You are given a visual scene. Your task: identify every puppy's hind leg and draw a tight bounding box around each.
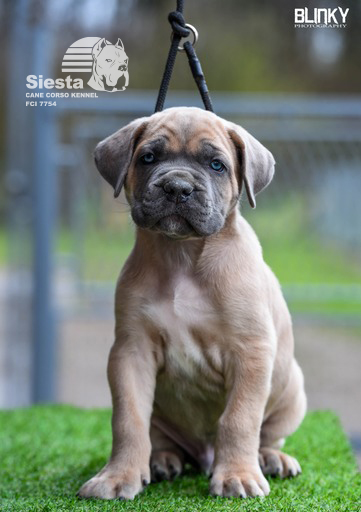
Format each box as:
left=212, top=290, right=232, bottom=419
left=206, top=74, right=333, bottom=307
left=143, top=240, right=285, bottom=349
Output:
left=150, top=424, right=185, bottom=482
left=259, top=359, right=307, bottom=479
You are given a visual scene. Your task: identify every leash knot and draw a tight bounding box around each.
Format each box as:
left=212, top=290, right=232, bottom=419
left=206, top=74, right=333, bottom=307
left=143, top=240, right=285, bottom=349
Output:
left=155, top=1, right=214, bottom=113
left=168, top=11, right=190, bottom=37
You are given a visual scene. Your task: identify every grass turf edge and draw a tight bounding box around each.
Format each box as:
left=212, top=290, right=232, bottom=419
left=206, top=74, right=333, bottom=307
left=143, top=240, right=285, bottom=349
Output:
left=0, top=406, right=360, bottom=511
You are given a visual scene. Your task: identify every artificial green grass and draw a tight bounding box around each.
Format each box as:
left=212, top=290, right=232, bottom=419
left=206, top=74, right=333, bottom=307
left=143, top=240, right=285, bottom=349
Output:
left=0, top=407, right=360, bottom=511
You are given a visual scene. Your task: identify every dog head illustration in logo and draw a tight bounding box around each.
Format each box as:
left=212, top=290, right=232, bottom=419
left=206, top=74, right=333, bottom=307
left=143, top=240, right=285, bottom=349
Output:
left=88, top=38, right=129, bottom=92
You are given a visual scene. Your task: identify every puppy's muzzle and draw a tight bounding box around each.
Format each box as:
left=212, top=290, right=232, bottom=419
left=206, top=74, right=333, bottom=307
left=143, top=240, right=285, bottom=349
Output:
left=163, top=178, right=194, bottom=204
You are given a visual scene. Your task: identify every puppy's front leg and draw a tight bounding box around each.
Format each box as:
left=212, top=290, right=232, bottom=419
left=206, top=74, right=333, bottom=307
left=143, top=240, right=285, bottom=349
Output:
left=210, top=339, right=274, bottom=498
left=78, top=338, right=156, bottom=500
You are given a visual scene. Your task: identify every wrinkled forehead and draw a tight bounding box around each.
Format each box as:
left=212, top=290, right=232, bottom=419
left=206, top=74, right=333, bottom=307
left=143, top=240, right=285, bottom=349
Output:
left=140, top=110, right=233, bottom=156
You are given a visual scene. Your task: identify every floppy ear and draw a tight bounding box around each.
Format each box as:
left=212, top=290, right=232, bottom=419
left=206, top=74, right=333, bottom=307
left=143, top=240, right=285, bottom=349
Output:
left=94, top=118, right=148, bottom=198
left=92, top=38, right=107, bottom=59
left=115, top=38, right=124, bottom=50
left=228, top=123, right=275, bottom=208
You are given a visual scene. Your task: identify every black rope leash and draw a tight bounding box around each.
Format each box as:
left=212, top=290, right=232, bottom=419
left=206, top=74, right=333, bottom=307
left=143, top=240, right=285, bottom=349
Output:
left=154, top=0, right=214, bottom=113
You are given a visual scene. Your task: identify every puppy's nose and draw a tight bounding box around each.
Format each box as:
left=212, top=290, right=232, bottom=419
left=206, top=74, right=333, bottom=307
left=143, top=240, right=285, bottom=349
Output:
left=163, top=179, right=194, bottom=203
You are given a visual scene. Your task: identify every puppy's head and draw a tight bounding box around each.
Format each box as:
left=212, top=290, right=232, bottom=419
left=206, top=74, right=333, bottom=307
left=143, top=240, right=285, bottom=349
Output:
left=94, top=107, right=275, bottom=239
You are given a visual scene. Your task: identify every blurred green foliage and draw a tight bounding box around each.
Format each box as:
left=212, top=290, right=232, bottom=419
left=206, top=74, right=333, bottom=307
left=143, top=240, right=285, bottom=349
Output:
left=26, top=0, right=360, bottom=94
left=53, top=195, right=361, bottom=315
left=0, top=229, right=6, bottom=265
left=90, top=0, right=361, bottom=94
left=247, top=196, right=361, bottom=285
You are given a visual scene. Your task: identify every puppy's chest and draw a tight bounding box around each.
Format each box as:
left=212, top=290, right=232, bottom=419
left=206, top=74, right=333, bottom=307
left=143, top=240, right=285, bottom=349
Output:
left=142, top=276, right=223, bottom=384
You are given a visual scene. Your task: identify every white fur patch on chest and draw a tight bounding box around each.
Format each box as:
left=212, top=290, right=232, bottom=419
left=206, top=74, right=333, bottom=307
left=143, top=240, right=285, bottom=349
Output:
left=143, top=276, right=216, bottom=378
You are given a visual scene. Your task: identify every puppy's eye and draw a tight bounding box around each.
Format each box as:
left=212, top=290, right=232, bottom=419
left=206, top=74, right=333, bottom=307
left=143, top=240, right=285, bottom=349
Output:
left=105, top=59, right=112, bottom=62
left=210, top=159, right=225, bottom=172
left=141, top=153, right=155, bottom=164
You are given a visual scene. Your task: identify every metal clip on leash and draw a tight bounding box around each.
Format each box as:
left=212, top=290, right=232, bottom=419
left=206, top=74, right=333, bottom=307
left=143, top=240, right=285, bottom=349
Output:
left=154, top=0, right=214, bottom=113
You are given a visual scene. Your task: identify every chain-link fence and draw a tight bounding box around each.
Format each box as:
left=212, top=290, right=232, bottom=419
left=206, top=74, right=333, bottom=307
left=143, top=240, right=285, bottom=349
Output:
left=53, top=93, right=361, bottom=309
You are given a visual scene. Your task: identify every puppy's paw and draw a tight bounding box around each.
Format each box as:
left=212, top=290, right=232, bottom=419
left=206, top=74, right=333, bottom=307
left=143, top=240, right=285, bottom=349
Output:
left=210, top=464, right=270, bottom=498
left=77, top=464, right=150, bottom=500
left=259, top=447, right=301, bottom=478
left=151, top=450, right=183, bottom=482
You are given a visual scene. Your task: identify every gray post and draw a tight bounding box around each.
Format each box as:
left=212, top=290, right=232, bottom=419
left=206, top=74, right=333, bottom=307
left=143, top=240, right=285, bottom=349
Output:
left=31, top=11, right=57, bottom=403
left=3, top=0, right=33, bottom=407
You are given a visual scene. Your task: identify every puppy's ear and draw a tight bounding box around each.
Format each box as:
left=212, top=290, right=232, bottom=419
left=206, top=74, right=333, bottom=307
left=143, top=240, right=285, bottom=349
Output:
left=94, top=118, right=148, bottom=198
left=115, top=38, right=124, bottom=50
left=228, top=123, right=275, bottom=208
left=93, top=38, right=107, bottom=59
